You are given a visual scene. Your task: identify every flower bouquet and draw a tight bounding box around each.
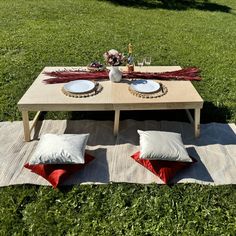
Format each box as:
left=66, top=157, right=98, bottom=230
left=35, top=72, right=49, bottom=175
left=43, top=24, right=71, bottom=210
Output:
left=103, top=49, right=126, bottom=82
left=103, top=49, right=126, bottom=66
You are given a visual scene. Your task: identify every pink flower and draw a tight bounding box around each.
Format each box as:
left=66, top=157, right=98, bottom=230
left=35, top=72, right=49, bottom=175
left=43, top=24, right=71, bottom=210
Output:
left=103, top=49, right=126, bottom=66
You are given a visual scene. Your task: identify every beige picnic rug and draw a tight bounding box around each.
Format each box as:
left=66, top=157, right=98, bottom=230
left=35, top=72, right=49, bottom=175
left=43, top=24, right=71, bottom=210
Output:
left=0, top=119, right=236, bottom=186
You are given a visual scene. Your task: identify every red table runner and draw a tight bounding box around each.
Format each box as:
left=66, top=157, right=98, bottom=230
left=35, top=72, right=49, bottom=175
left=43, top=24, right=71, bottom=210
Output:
left=43, top=67, right=202, bottom=84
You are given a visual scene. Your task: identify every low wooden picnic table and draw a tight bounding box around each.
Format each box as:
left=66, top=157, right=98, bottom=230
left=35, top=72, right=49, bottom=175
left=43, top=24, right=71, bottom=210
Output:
left=17, top=66, right=203, bottom=141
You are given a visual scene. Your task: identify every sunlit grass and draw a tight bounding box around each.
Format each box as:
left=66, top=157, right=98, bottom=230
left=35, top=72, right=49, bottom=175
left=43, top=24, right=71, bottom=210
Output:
left=0, top=0, right=235, bottom=122
left=0, top=0, right=236, bottom=234
left=0, top=184, right=236, bottom=235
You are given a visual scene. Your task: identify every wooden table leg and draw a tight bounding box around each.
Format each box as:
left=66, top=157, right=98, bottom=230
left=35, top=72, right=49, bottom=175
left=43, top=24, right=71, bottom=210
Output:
left=22, top=111, right=30, bottom=142
left=185, top=109, right=194, bottom=124
left=30, top=111, right=41, bottom=134
left=114, top=109, right=120, bottom=135
left=194, top=108, right=201, bottom=138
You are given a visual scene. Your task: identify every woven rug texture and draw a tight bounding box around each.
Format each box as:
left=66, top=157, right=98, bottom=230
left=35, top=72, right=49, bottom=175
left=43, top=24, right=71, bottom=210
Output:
left=0, top=119, right=235, bottom=186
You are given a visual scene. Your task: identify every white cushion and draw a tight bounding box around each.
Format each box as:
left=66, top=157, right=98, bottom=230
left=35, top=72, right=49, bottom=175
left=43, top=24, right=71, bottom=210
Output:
left=29, top=133, right=89, bottom=165
left=138, top=130, right=192, bottom=162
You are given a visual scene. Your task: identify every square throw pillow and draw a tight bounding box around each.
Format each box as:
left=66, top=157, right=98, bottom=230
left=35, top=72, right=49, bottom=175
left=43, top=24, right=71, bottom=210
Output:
left=29, top=133, right=90, bottom=165
left=138, top=130, right=192, bottom=162
left=24, top=153, right=94, bottom=188
left=131, top=151, right=196, bottom=184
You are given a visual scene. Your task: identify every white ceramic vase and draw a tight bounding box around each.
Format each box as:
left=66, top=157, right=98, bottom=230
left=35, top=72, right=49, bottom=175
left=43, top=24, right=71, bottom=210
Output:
left=109, top=66, right=122, bottom=82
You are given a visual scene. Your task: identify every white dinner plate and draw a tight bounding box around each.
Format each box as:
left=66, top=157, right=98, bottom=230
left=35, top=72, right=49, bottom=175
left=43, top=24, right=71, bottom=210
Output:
left=130, top=80, right=161, bottom=93
left=63, top=80, right=95, bottom=94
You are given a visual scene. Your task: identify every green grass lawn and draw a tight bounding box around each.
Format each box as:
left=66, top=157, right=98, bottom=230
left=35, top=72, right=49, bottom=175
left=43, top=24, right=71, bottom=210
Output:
left=1, top=184, right=236, bottom=235
left=0, top=0, right=236, bottom=234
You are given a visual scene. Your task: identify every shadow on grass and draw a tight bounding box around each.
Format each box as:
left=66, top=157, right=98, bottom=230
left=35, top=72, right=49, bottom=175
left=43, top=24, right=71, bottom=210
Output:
left=201, top=101, right=232, bottom=123
left=98, top=0, right=231, bottom=12
left=69, top=110, right=191, bottom=122
left=45, top=100, right=232, bottom=124
left=38, top=100, right=232, bottom=124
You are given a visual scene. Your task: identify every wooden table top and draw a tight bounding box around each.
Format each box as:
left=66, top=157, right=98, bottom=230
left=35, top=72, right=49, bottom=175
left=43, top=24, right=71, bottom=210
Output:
left=18, top=66, right=203, bottom=111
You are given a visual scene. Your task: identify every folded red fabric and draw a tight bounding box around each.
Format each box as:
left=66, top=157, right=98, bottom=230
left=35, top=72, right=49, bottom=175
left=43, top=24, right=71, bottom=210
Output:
left=131, top=151, right=196, bottom=184
left=43, top=67, right=202, bottom=84
left=24, top=153, right=94, bottom=188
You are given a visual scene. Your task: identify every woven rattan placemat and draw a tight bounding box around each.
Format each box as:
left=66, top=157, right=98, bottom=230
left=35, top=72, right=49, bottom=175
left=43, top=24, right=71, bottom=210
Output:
left=128, top=82, right=168, bottom=98
left=62, top=82, right=103, bottom=98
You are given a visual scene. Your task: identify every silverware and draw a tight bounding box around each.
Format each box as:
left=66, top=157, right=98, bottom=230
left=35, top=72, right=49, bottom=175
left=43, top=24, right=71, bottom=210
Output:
left=94, top=82, right=100, bottom=95
left=160, top=83, right=164, bottom=93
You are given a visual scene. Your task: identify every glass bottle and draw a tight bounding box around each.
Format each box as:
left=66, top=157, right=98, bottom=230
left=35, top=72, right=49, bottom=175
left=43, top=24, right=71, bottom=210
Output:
left=127, top=43, right=134, bottom=72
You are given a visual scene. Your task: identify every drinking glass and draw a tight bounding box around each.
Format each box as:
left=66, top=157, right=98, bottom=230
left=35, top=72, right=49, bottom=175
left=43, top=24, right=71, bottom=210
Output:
left=137, top=58, right=145, bottom=67
left=144, top=57, right=152, bottom=65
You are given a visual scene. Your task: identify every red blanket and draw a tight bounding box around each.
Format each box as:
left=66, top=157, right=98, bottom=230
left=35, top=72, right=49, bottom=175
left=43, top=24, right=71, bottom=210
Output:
left=43, top=67, right=202, bottom=84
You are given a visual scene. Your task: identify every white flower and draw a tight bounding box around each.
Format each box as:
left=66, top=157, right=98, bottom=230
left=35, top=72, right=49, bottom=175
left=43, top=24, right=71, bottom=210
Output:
left=108, top=49, right=119, bottom=55
left=103, top=49, right=126, bottom=66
